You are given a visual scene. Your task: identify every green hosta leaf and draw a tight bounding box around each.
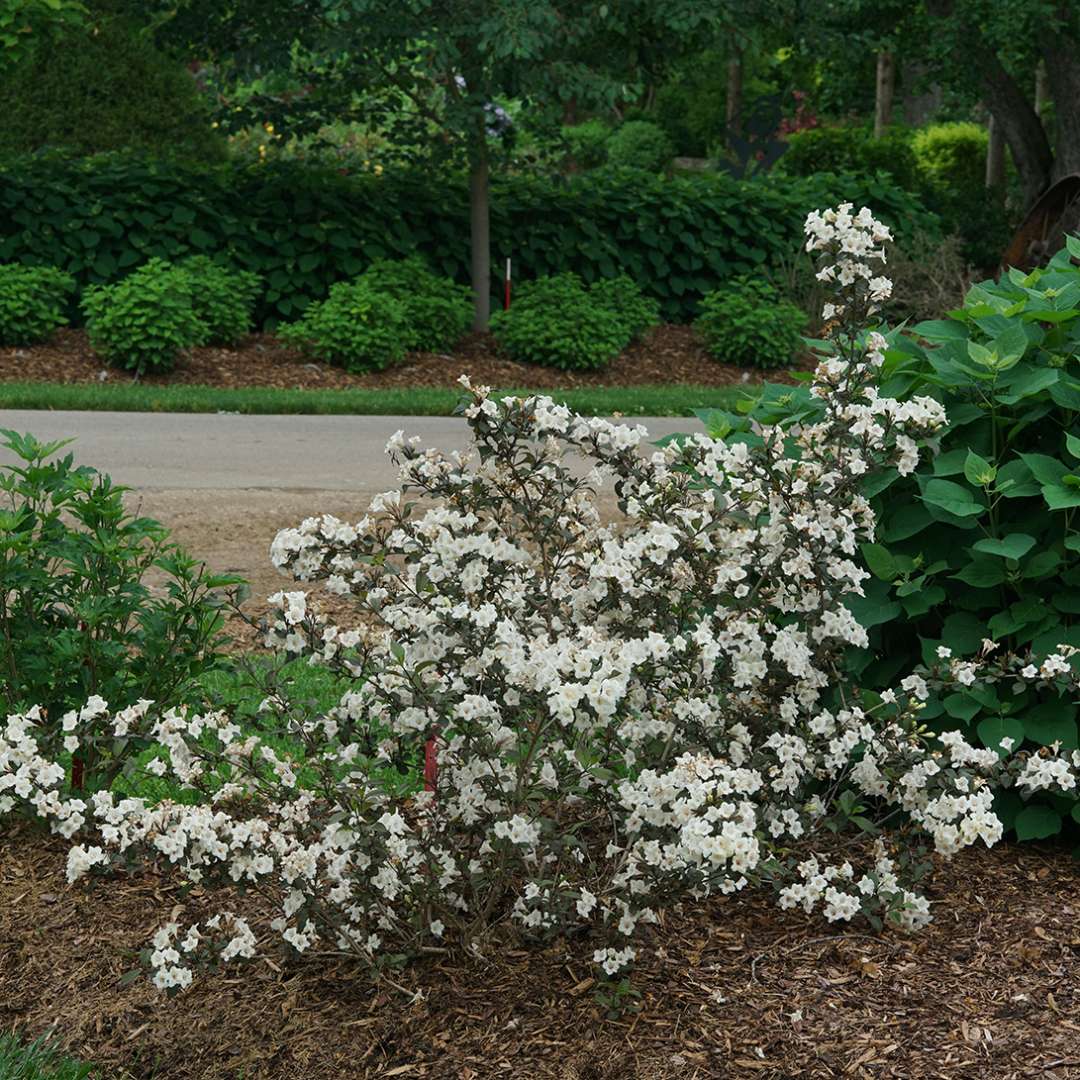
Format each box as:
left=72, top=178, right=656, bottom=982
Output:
left=994, top=458, right=1039, bottom=498
left=977, top=715, right=1026, bottom=757
left=941, top=612, right=988, bottom=655
left=881, top=503, right=933, bottom=542
left=932, top=448, right=969, bottom=477
left=900, top=585, right=945, bottom=617
left=996, top=367, right=1059, bottom=404
left=912, top=318, right=967, bottom=342
left=1014, top=804, right=1062, bottom=841
left=963, top=450, right=996, bottom=486
left=860, top=542, right=898, bottom=581
left=1066, top=535, right=1080, bottom=552
left=921, top=478, right=983, bottom=518
left=971, top=533, right=1036, bottom=559
left=1067, top=433, right=1080, bottom=460
left=844, top=592, right=902, bottom=630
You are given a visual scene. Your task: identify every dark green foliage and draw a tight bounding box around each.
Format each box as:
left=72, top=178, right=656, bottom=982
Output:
left=912, top=122, right=988, bottom=193
left=605, top=121, right=675, bottom=173
left=0, top=264, right=75, bottom=345
left=714, top=240, right=1080, bottom=835
left=695, top=277, right=807, bottom=369
left=588, top=275, right=661, bottom=342
left=0, top=12, right=226, bottom=161
left=0, top=154, right=938, bottom=325
left=176, top=255, right=262, bottom=344
left=0, top=429, right=239, bottom=792
left=357, top=256, right=472, bottom=352
left=779, top=126, right=921, bottom=191
left=81, top=259, right=205, bottom=375
left=562, top=119, right=611, bottom=169
left=278, top=279, right=408, bottom=371
left=490, top=273, right=630, bottom=371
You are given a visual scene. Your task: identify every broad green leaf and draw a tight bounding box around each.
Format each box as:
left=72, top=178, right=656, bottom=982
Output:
left=995, top=367, right=1059, bottom=404
left=1066, top=433, right=1080, bottom=460
left=943, top=693, right=981, bottom=721
left=971, top=533, right=1036, bottom=559
left=1014, top=804, right=1062, bottom=841
left=921, top=478, right=983, bottom=518
left=977, top=715, right=1026, bottom=758
left=860, top=543, right=898, bottom=581
left=1023, top=701, right=1079, bottom=749
left=963, top=450, right=996, bottom=486
left=1042, top=484, right=1080, bottom=510
left=994, top=458, right=1040, bottom=498
left=951, top=557, right=1006, bottom=588
left=1020, top=453, right=1070, bottom=485
left=1023, top=550, right=1061, bottom=578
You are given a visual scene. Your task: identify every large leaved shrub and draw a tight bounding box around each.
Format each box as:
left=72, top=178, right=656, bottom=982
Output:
left=707, top=233, right=1080, bottom=840
left=0, top=154, right=937, bottom=324
left=0, top=264, right=75, bottom=345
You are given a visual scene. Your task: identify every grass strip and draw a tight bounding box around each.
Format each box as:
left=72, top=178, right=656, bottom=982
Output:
left=0, top=380, right=758, bottom=417
left=0, top=1034, right=98, bottom=1080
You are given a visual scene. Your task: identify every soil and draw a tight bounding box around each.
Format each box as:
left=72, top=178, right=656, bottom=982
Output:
left=2, top=828, right=1079, bottom=1080
left=0, top=326, right=801, bottom=391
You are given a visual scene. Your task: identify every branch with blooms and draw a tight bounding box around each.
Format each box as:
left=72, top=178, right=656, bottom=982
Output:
left=4, top=205, right=1080, bottom=995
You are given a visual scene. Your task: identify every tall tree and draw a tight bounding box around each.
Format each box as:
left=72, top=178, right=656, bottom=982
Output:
left=160, top=0, right=726, bottom=329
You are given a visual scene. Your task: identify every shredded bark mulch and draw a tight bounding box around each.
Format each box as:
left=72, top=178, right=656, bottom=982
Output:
left=3, top=827, right=1080, bottom=1079
left=0, top=327, right=800, bottom=392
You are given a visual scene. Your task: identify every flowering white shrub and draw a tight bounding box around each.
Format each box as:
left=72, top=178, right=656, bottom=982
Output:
left=5, top=203, right=1080, bottom=994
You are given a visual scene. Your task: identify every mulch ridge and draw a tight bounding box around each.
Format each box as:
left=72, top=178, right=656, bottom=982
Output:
left=3, top=827, right=1080, bottom=1079
left=0, top=326, right=800, bottom=392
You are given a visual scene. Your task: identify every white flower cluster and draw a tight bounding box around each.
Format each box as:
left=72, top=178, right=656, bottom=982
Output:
left=8, top=206, right=1080, bottom=992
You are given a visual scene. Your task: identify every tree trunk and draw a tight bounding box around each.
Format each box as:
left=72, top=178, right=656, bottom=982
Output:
left=874, top=51, right=895, bottom=137
left=1035, top=60, right=1049, bottom=118
left=725, top=48, right=742, bottom=145
left=1040, top=33, right=1080, bottom=181
left=926, top=0, right=1053, bottom=207
left=986, top=114, right=1006, bottom=190
left=468, top=138, right=491, bottom=332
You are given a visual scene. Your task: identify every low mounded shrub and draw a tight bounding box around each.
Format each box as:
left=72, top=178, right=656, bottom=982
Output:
left=277, top=279, right=408, bottom=371
left=81, top=258, right=205, bottom=374
left=588, top=275, right=661, bottom=342
left=490, top=273, right=635, bottom=371
left=0, top=429, right=240, bottom=793
left=562, top=119, right=612, bottom=169
left=176, top=256, right=262, bottom=345
left=0, top=264, right=75, bottom=345
left=779, top=125, right=920, bottom=190
left=605, top=120, right=675, bottom=172
left=695, top=277, right=807, bottom=368
left=357, top=256, right=472, bottom=352
left=912, top=122, right=988, bottom=193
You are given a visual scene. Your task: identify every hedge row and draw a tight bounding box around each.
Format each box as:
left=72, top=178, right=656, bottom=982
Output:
left=0, top=155, right=939, bottom=325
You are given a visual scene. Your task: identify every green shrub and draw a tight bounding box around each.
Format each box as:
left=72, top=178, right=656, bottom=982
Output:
left=490, top=273, right=631, bottom=371
left=176, top=255, right=262, bottom=345
left=0, top=154, right=939, bottom=324
left=912, top=122, right=988, bottom=193
left=0, top=264, right=75, bottom=345
left=695, top=277, right=806, bottom=368
left=562, top=119, right=611, bottom=169
left=278, top=279, right=408, bottom=371
left=605, top=121, right=675, bottom=172
left=82, top=258, right=205, bottom=375
left=357, top=256, right=472, bottom=352
left=779, top=125, right=920, bottom=191
left=589, top=274, right=661, bottom=341
left=0, top=429, right=240, bottom=793
left=710, top=238, right=1080, bottom=837
left=0, top=10, right=225, bottom=161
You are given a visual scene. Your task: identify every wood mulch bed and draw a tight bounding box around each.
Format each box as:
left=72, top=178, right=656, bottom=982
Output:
left=0, top=326, right=800, bottom=391
left=3, top=826, right=1079, bottom=1079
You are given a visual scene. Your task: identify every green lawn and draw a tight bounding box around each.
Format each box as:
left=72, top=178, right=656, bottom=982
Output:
left=0, top=380, right=756, bottom=417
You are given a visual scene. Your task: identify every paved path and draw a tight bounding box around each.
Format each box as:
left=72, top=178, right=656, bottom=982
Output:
left=0, top=410, right=698, bottom=490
